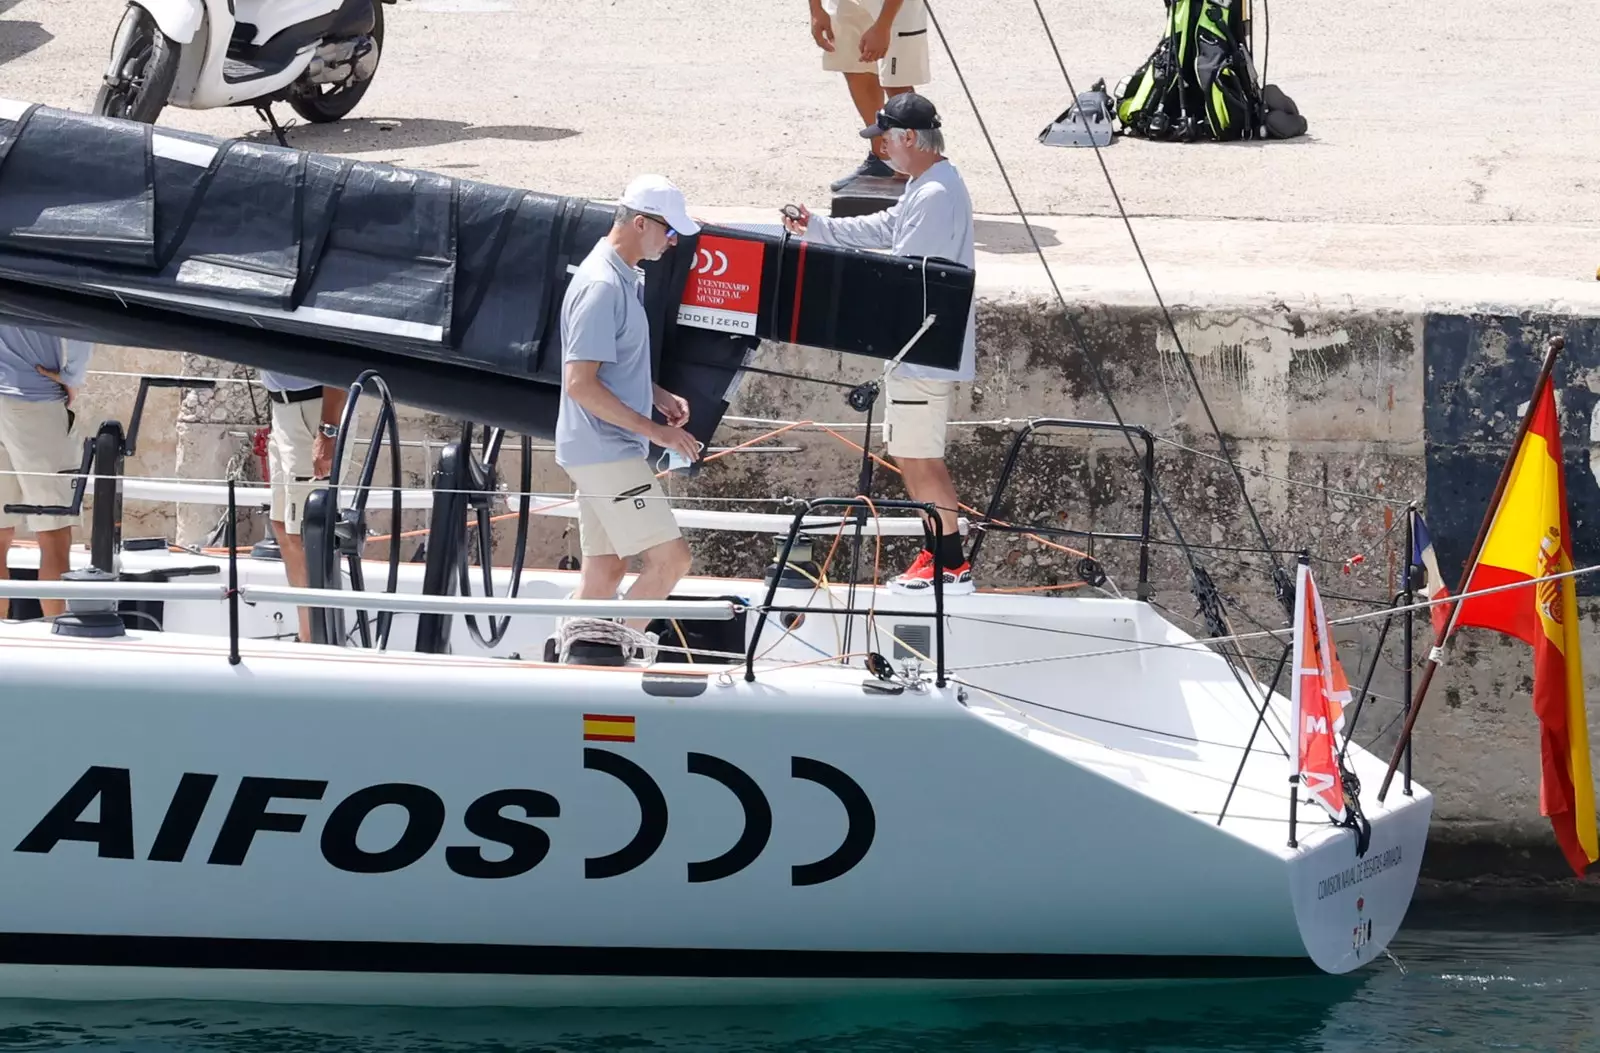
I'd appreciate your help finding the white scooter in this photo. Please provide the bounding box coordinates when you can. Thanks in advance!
[93,0,390,142]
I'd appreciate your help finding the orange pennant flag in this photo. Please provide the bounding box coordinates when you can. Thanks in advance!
[1291,561,1349,823]
[1451,379,1597,877]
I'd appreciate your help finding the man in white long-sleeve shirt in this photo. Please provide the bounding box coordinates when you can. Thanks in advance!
[781,92,977,594]
[0,324,92,619]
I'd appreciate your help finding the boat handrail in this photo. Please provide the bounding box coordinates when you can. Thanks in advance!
[0,580,738,622]
[966,417,1156,600]
[109,477,962,536]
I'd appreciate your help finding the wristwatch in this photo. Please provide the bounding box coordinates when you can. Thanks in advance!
[318,423,339,439]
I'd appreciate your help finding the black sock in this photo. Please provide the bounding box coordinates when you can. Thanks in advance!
[936,535,966,569]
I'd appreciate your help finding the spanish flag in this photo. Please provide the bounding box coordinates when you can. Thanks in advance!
[583,714,636,743]
[1451,378,1597,876]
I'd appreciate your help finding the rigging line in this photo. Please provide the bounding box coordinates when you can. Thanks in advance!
[921,0,1285,748]
[957,678,1291,764]
[676,357,862,392]
[1151,434,1417,509]
[945,611,1283,665]
[1020,0,1285,578]
[939,559,1600,672]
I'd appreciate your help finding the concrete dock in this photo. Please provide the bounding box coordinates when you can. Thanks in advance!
[3,0,1599,883]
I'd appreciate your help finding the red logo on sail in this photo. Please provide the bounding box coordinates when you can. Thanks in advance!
[677,234,764,335]
[1291,562,1349,822]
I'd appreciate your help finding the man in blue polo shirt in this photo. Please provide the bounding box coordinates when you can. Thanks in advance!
[257,369,347,642]
[555,174,703,663]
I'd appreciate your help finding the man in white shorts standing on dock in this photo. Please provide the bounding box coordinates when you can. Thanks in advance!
[808,0,931,191]
[257,370,347,643]
[0,323,91,620]
[555,174,703,664]
[780,93,977,594]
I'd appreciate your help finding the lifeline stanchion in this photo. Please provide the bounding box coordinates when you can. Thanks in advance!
[227,478,240,666]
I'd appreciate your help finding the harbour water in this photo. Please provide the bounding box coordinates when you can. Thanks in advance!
[0,904,1592,1053]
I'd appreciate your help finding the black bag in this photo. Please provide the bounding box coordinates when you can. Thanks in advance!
[1115,0,1305,142]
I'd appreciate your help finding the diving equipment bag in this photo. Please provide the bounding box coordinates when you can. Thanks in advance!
[1114,0,1305,142]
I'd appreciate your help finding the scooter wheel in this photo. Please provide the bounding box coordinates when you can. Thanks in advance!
[288,0,384,124]
[92,4,180,124]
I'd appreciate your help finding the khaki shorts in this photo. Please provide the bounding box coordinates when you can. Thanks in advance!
[821,0,930,88]
[268,395,322,535]
[0,395,81,534]
[884,374,954,458]
[563,456,682,559]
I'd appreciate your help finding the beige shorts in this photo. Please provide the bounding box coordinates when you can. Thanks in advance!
[884,374,954,458]
[562,456,682,559]
[268,394,322,535]
[0,396,81,534]
[821,0,930,88]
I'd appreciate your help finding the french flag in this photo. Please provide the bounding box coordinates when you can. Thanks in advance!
[1412,512,1452,637]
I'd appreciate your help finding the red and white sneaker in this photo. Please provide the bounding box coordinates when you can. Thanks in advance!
[888,550,976,595]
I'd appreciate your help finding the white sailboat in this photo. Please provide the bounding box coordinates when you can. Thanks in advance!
[0,98,1431,1007]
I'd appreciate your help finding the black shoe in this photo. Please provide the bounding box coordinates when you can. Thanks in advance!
[830,153,898,192]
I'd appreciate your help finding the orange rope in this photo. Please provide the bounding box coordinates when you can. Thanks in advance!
[812,424,1092,560]
[359,420,818,546]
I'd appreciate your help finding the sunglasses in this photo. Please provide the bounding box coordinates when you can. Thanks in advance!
[639,212,677,238]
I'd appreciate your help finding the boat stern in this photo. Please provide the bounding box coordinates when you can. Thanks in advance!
[1286,786,1433,974]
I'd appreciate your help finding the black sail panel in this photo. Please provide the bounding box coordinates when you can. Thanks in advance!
[0,101,974,441]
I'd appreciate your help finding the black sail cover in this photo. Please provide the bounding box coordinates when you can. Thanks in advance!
[0,101,975,443]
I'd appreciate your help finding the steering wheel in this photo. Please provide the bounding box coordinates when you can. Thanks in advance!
[456,422,532,650]
[312,369,404,649]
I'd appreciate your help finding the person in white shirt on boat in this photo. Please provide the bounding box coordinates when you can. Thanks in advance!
[256,370,347,643]
[780,92,978,595]
[0,324,91,619]
[554,174,703,663]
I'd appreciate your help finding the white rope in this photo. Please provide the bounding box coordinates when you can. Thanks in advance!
[554,616,660,664]
[945,560,1600,672]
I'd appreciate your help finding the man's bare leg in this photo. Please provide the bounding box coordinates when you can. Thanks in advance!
[897,457,962,553]
[273,520,311,642]
[34,525,72,619]
[620,537,692,633]
[575,553,628,603]
[0,528,11,620]
[844,71,886,150]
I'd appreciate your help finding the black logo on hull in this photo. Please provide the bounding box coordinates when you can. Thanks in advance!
[14,755,875,886]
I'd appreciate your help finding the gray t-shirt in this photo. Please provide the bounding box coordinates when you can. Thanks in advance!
[804,158,977,382]
[554,239,655,469]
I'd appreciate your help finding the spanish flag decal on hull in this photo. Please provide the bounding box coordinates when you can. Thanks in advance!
[583,714,637,743]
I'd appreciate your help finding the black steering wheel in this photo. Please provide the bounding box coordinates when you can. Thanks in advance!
[456,422,532,650]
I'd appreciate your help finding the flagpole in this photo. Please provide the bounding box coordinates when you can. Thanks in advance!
[1402,504,1416,796]
[1376,334,1565,802]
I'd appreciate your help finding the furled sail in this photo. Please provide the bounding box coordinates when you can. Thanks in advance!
[0,100,974,441]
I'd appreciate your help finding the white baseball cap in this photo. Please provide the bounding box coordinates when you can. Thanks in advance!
[619,174,700,236]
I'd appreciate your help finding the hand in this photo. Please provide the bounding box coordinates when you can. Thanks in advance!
[810,9,835,51]
[34,365,76,407]
[859,20,890,62]
[781,203,811,236]
[312,433,334,478]
[653,387,690,428]
[651,423,702,464]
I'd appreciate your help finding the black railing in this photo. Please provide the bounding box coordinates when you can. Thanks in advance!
[966,418,1155,599]
[746,497,949,687]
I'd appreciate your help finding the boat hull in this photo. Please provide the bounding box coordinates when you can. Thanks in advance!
[0,588,1431,1005]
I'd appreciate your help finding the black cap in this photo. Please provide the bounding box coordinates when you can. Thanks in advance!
[860,93,942,138]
